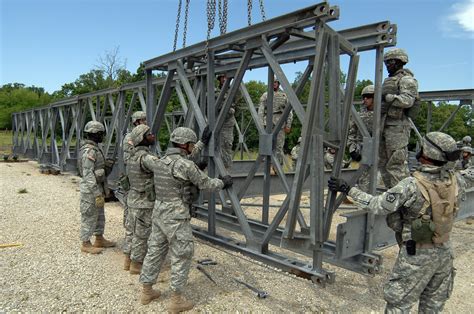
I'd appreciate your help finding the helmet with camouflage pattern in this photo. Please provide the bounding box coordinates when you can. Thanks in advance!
[383,48,409,64]
[461,146,472,155]
[361,85,374,96]
[130,124,151,146]
[84,121,105,134]
[422,131,458,162]
[170,127,197,144]
[462,135,472,145]
[132,111,147,124]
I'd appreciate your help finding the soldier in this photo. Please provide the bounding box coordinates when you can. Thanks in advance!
[460,135,471,147]
[78,121,116,254]
[379,48,419,188]
[347,85,375,192]
[290,137,301,169]
[258,79,293,172]
[122,111,147,270]
[329,131,468,313]
[216,74,239,170]
[324,147,350,170]
[456,146,473,224]
[126,124,156,275]
[138,127,233,311]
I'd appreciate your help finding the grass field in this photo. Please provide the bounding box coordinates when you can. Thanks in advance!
[0,130,12,155]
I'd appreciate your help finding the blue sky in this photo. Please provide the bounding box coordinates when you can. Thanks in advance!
[1,0,473,93]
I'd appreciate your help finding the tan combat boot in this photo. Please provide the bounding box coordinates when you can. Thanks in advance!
[124,254,131,271]
[129,261,143,275]
[140,284,161,305]
[93,235,116,248]
[466,217,474,225]
[81,241,103,254]
[168,291,194,313]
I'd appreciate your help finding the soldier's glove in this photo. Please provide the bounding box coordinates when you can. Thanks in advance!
[349,151,362,162]
[95,195,105,208]
[195,159,208,171]
[328,177,351,194]
[201,125,212,146]
[385,94,395,103]
[189,205,198,218]
[219,175,233,189]
[104,158,115,176]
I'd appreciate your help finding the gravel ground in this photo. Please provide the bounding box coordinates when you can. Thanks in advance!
[1,161,473,312]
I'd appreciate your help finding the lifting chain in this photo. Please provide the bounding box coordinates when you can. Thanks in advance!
[183,0,190,48]
[259,0,266,21]
[173,0,183,51]
[247,0,252,26]
[205,0,217,58]
[218,0,228,35]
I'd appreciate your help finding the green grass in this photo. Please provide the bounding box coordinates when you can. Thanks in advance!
[0,130,12,155]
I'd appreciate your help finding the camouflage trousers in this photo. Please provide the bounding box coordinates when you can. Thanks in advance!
[79,193,105,242]
[139,215,194,293]
[129,207,153,263]
[384,245,455,313]
[122,192,133,255]
[275,129,285,166]
[379,124,411,189]
[219,125,234,170]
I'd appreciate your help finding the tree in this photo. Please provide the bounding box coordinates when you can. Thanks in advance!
[95,46,127,81]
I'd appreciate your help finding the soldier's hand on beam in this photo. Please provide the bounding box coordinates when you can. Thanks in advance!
[328,177,351,194]
[219,175,233,189]
[349,151,362,162]
[201,125,212,146]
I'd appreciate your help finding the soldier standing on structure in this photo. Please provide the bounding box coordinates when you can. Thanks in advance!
[216,74,238,170]
[456,146,473,224]
[457,135,471,148]
[138,127,233,311]
[379,48,419,188]
[258,79,293,173]
[126,124,157,275]
[122,111,147,270]
[290,137,301,169]
[347,85,375,192]
[78,121,116,254]
[329,131,468,313]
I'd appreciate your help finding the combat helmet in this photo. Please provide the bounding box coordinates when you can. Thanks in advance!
[421,131,460,162]
[462,135,472,144]
[383,48,409,64]
[130,124,151,146]
[84,121,105,134]
[461,146,472,155]
[132,111,147,124]
[361,85,374,96]
[170,127,197,144]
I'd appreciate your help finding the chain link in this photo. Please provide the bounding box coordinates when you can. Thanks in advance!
[218,0,228,35]
[173,0,182,51]
[247,0,252,26]
[182,0,190,48]
[259,0,266,21]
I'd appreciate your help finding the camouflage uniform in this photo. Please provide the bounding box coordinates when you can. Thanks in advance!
[78,123,107,242]
[324,149,335,170]
[258,90,293,166]
[380,49,419,188]
[290,137,301,169]
[216,86,240,170]
[344,132,469,313]
[348,86,375,192]
[121,111,146,256]
[139,128,224,293]
[126,125,156,263]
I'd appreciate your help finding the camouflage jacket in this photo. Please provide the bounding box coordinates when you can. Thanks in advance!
[258,90,293,129]
[142,147,224,221]
[347,107,374,154]
[348,165,471,244]
[78,139,106,197]
[126,146,155,209]
[382,68,418,125]
[122,132,134,168]
[216,86,241,129]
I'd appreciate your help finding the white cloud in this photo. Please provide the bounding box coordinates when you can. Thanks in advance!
[443,0,474,38]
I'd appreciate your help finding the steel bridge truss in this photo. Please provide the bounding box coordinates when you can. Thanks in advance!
[11,2,474,285]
